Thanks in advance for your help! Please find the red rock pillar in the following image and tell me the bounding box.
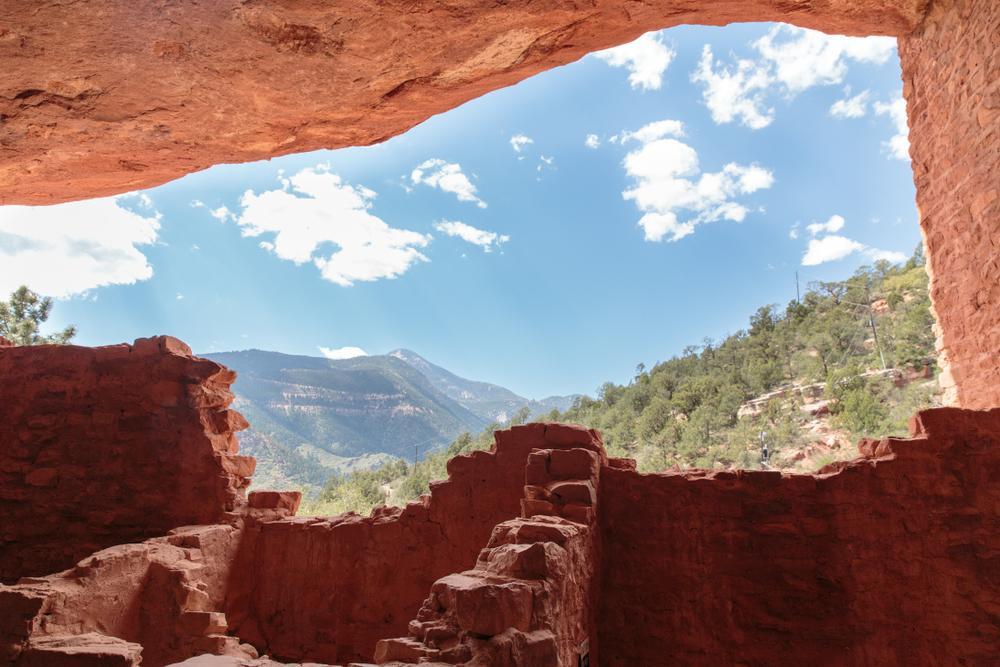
[899,0,1000,408]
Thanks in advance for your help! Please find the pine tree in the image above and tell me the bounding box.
[0,286,76,345]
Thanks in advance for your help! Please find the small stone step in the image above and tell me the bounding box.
[19,633,142,666]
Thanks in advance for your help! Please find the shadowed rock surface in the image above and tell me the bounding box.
[0,0,926,205]
[1,338,998,666]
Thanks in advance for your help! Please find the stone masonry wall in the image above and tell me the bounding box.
[0,337,255,583]
[597,407,1000,665]
[899,0,1000,408]
[374,436,607,666]
[228,423,604,664]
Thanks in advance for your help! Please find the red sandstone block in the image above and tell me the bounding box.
[523,485,550,501]
[521,498,555,517]
[433,573,534,637]
[508,518,581,546]
[19,633,142,666]
[548,480,596,505]
[548,448,600,480]
[482,542,554,579]
[524,459,549,486]
[543,423,602,450]
[374,636,436,663]
[607,457,637,471]
[560,503,594,525]
[132,335,192,358]
[247,490,301,514]
[178,610,228,635]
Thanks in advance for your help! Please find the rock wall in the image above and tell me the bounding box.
[0,0,926,205]
[0,492,300,667]
[597,407,1000,665]
[375,440,607,666]
[228,423,604,664]
[900,0,1000,409]
[0,337,254,584]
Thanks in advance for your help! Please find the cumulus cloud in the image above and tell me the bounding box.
[692,25,895,129]
[595,32,675,91]
[830,90,870,118]
[509,134,533,153]
[616,119,685,144]
[319,345,368,360]
[800,215,906,266]
[410,159,486,208]
[192,200,235,222]
[618,119,774,242]
[237,165,430,286]
[874,96,910,160]
[691,46,775,129]
[433,220,509,252]
[0,194,161,298]
[807,214,846,236]
[802,235,866,265]
[585,134,601,149]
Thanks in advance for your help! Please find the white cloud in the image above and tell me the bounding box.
[319,346,368,360]
[509,134,533,153]
[691,46,775,129]
[618,119,774,242]
[692,25,895,129]
[874,96,910,161]
[585,134,601,149]
[433,220,509,252]
[192,200,234,222]
[830,90,870,118]
[802,234,866,265]
[755,26,895,93]
[800,216,906,266]
[807,214,846,236]
[595,31,675,91]
[0,194,161,298]
[237,165,430,286]
[617,119,685,144]
[410,159,486,208]
[866,247,907,263]
[536,155,555,175]
[789,222,800,239]
[209,205,233,223]
[176,293,184,300]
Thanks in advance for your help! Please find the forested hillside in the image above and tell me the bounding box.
[304,248,939,515]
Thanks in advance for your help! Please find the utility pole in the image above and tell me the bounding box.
[795,271,800,304]
[413,443,419,468]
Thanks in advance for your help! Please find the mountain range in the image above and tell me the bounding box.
[202,348,577,491]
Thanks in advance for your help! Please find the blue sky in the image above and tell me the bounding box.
[0,22,918,399]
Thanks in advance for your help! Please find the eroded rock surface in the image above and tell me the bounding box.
[1,337,999,666]
[0,0,927,204]
[229,423,605,665]
[899,0,1000,408]
[599,407,1000,665]
[0,336,253,583]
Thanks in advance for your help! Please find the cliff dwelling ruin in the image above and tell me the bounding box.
[0,0,998,665]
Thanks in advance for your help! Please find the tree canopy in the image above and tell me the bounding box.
[0,286,76,345]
